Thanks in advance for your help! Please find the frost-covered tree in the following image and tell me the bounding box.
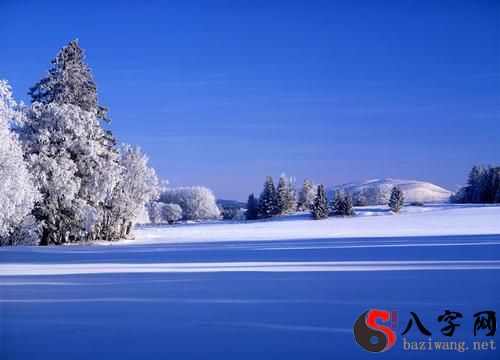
[160,186,220,221]
[277,173,296,215]
[19,103,120,244]
[147,202,182,224]
[104,145,160,238]
[343,193,355,216]
[162,203,183,224]
[0,81,39,245]
[311,185,329,220]
[258,176,278,219]
[352,188,369,206]
[451,165,500,204]
[297,179,316,211]
[28,39,109,123]
[245,193,259,220]
[147,201,165,224]
[331,187,346,216]
[331,187,354,216]
[388,186,405,213]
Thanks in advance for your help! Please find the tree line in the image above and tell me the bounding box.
[451,165,500,204]
[245,175,406,221]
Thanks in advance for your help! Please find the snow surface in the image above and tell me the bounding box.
[327,178,452,204]
[1,204,499,360]
[128,204,500,245]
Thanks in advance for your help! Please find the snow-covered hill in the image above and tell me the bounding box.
[327,178,451,205]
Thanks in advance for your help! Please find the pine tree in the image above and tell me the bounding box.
[245,193,259,220]
[276,173,296,215]
[258,176,278,219]
[20,103,120,244]
[342,193,355,216]
[331,187,354,216]
[21,41,125,244]
[287,176,297,213]
[388,186,405,213]
[466,165,484,203]
[311,185,329,220]
[28,39,109,122]
[332,187,346,216]
[297,179,315,211]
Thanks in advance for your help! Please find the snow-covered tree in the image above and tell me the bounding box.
[19,103,120,244]
[331,187,346,216]
[28,39,109,123]
[104,145,160,238]
[331,187,354,216]
[160,186,220,221]
[258,176,278,219]
[245,193,259,220]
[162,203,182,224]
[297,179,316,211]
[452,164,500,204]
[0,81,39,245]
[147,202,182,224]
[277,173,296,215]
[352,188,369,206]
[388,186,405,213]
[147,201,165,224]
[311,185,329,220]
[343,193,355,216]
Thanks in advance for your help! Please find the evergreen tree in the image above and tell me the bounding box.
[331,187,354,216]
[342,193,355,216]
[20,103,120,244]
[28,39,109,122]
[388,186,405,213]
[258,176,278,219]
[454,165,500,204]
[287,176,297,212]
[311,185,329,220]
[331,187,347,216]
[277,173,296,215]
[245,193,259,220]
[21,41,126,244]
[297,179,315,211]
[466,165,484,203]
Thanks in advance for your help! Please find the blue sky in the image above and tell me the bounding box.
[1,0,499,200]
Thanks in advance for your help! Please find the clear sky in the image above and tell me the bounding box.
[1,0,499,200]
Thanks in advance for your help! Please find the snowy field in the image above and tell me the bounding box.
[1,204,499,359]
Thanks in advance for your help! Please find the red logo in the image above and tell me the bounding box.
[353,309,397,352]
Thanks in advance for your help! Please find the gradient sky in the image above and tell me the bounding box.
[1,0,499,200]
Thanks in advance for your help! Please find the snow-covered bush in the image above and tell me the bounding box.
[160,186,220,221]
[162,203,183,224]
[0,80,40,245]
[147,202,183,224]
